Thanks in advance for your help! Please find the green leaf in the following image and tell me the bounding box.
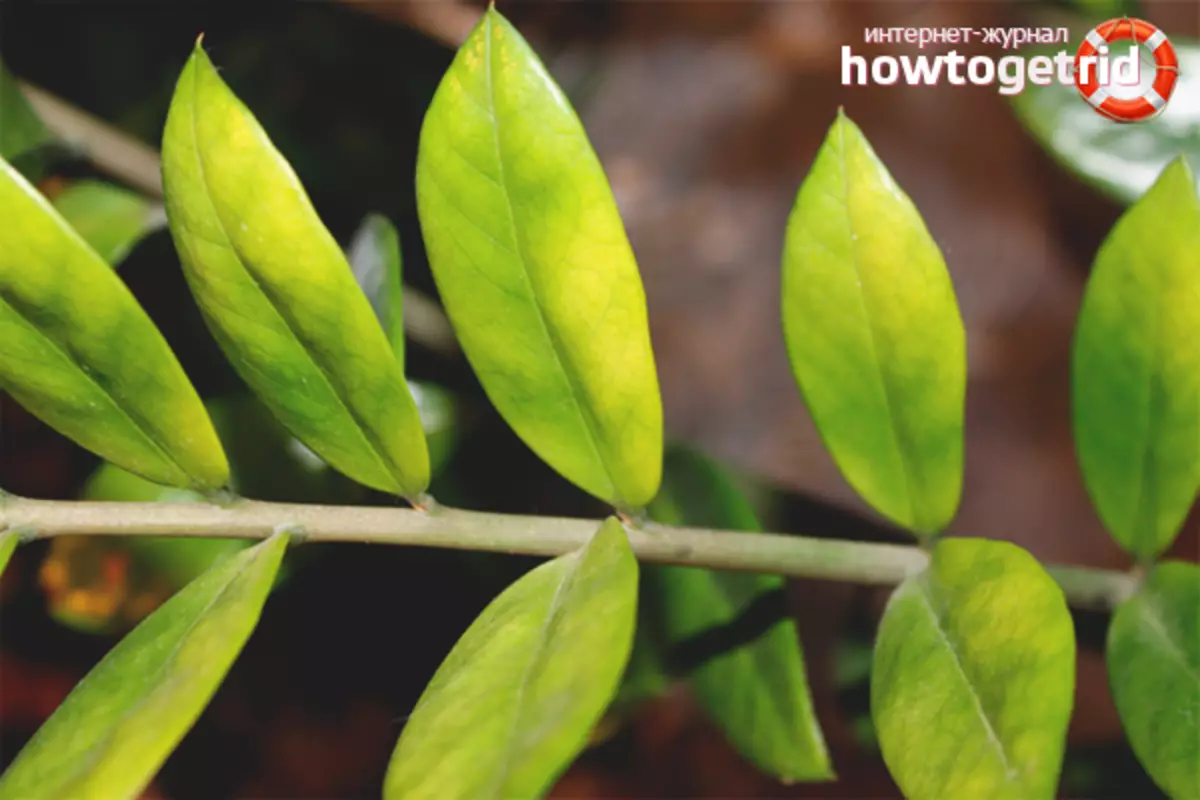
[1071,157,1200,561]
[647,448,832,782]
[347,213,405,372]
[416,8,663,510]
[0,59,51,162]
[0,157,228,491]
[0,530,17,577]
[53,180,165,266]
[1107,560,1200,800]
[161,43,429,499]
[871,538,1075,800]
[1011,40,1199,206]
[0,532,288,800]
[384,517,638,800]
[781,110,966,536]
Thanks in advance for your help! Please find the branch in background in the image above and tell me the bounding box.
[339,0,480,48]
[1,496,1139,612]
[16,81,458,357]
[20,82,164,198]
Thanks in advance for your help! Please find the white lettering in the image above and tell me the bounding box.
[842,46,869,85]
[1027,55,1055,85]
[872,56,900,85]
[997,56,1026,95]
[968,55,995,84]
[1112,45,1140,85]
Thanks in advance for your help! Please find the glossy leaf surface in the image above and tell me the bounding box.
[0,532,288,800]
[347,213,406,371]
[416,8,662,509]
[0,60,50,161]
[0,158,227,490]
[1108,561,1200,800]
[53,180,165,266]
[1011,41,1200,205]
[162,44,428,498]
[648,449,832,782]
[1072,157,1200,561]
[781,110,965,536]
[872,538,1075,800]
[385,517,638,799]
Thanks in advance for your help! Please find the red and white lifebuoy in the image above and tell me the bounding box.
[1075,18,1179,123]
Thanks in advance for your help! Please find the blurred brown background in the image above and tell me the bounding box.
[1,1,1197,797]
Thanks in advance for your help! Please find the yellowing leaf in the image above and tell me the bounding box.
[0,158,228,490]
[1072,157,1200,561]
[416,9,662,510]
[385,518,638,799]
[0,532,288,800]
[872,538,1075,800]
[782,110,965,536]
[1108,561,1200,800]
[162,44,428,499]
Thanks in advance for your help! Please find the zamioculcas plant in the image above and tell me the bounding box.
[0,8,1196,800]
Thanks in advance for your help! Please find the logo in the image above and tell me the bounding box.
[1074,18,1179,123]
[843,20,1180,124]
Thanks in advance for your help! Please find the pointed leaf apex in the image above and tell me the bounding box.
[194,32,206,50]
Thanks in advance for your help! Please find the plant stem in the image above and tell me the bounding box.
[1,496,1138,611]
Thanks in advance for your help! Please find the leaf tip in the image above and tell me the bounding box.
[1161,153,1196,192]
[193,31,206,51]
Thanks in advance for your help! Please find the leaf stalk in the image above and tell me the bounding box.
[0,496,1138,611]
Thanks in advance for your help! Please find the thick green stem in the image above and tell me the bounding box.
[1,497,1136,611]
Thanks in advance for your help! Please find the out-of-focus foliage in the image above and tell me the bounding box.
[52,180,164,267]
[1071,157,1200,562]
[647,449,832,783]
[1012,40,1200,205]
[0,59,50,163]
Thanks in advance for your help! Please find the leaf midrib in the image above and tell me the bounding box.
[29,538,277,799]
[0,291,189,486]
[1140,597,1200,689]
[830,122,919,530]
[183,62,399,494]
[487,548,585,796]
[479,16,620,507]
[914,576,1019,789]
[1126,259,1164,555]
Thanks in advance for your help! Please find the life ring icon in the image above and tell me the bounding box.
[1075,18,1179,123]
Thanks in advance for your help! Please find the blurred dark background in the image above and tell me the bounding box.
[1,1,1197,797]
